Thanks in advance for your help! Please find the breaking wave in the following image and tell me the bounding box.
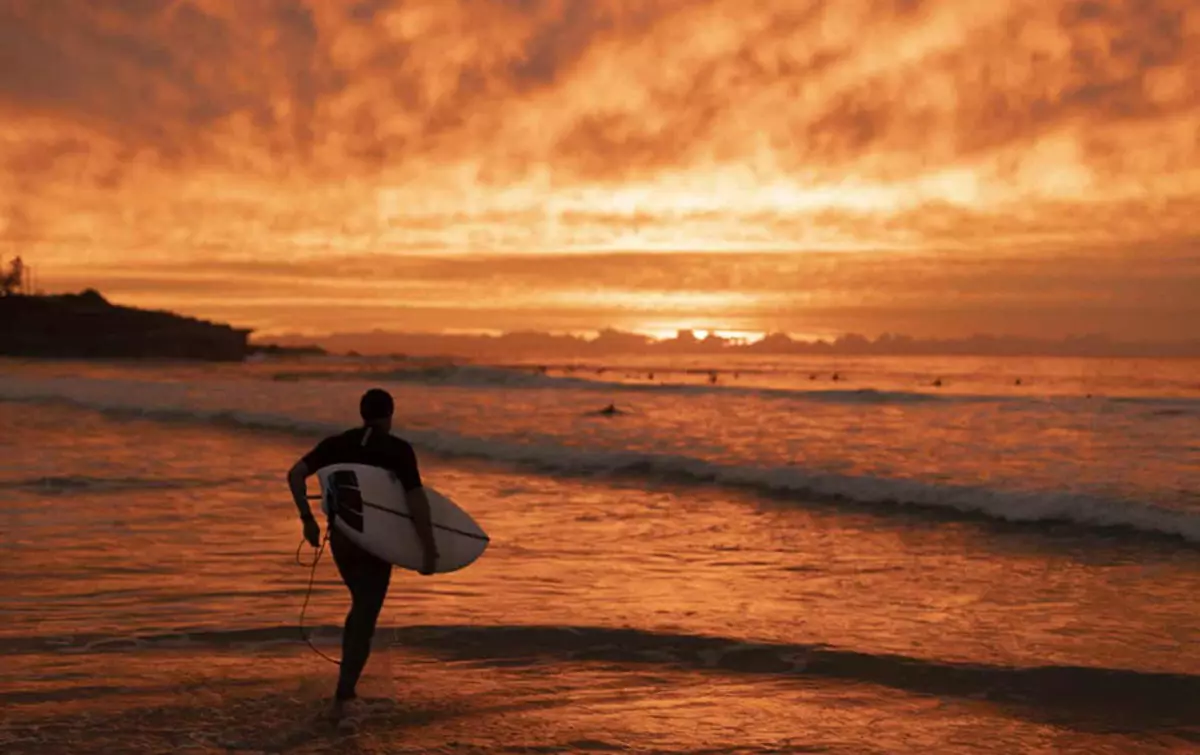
[270,362,1200,411]
[1,376,1196,544]
[272,363,970,403]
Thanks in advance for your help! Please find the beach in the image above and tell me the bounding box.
[1,355,1197,754]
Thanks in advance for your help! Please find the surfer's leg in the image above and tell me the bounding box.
[330,530,391,700]
[338,561,390,699]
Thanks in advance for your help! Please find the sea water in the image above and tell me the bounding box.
[0,355,1197,753]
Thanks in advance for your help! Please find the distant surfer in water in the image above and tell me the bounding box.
[287,388,439,720]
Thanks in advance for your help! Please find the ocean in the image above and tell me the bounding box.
[1,354,1197,754]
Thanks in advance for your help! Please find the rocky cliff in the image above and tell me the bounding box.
[0,290,251,361]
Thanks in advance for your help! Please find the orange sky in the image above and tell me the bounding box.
[1,0,1197,339]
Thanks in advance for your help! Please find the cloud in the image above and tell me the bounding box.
[47,238,1200,339]
[0,0,1196,336]
[3,1,1195,182]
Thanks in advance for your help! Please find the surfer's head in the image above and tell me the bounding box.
[359,388,394,429]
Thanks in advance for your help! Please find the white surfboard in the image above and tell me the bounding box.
[315,463,489,574]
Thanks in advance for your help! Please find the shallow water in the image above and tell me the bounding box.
[1,356,1198,753]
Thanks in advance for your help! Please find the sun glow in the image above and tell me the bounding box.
[633,326,768,343]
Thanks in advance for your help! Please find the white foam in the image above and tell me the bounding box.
[317,363,974,403]
[1,373,1196,543]
[283,362,1200,410]
[406,429,1200,542]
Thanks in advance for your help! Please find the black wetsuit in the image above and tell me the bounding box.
[301,426,423,701]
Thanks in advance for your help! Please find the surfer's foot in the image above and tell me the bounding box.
[327,692,357,723]
[326,699,345,723]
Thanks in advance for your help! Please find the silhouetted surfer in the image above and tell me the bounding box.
[590,403,623,416]
[286,388,439,722]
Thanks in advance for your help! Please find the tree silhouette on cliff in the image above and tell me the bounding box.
[0,257,25,296]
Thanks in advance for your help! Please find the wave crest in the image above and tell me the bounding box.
[1,378,1196,543]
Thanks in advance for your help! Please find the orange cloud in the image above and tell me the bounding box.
[0,0,1196,337]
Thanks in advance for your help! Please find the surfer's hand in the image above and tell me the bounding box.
[302,516,321,547]
[419,549,438,576]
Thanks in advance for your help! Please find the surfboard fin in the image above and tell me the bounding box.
[328,470,365,532]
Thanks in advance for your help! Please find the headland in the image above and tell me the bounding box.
[0,289,253,361]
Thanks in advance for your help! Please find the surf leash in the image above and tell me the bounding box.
[295,529,341,666]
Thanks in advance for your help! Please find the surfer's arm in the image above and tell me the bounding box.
[289,437,337,521]
[406,486,440,561]
[393,441,438,566]
[287,460,316,521]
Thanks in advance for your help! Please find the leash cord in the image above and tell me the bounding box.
[295,531,341,666]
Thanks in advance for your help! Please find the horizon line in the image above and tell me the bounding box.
[257,327,1200,349]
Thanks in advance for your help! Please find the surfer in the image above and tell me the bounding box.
[286,388,439,719]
